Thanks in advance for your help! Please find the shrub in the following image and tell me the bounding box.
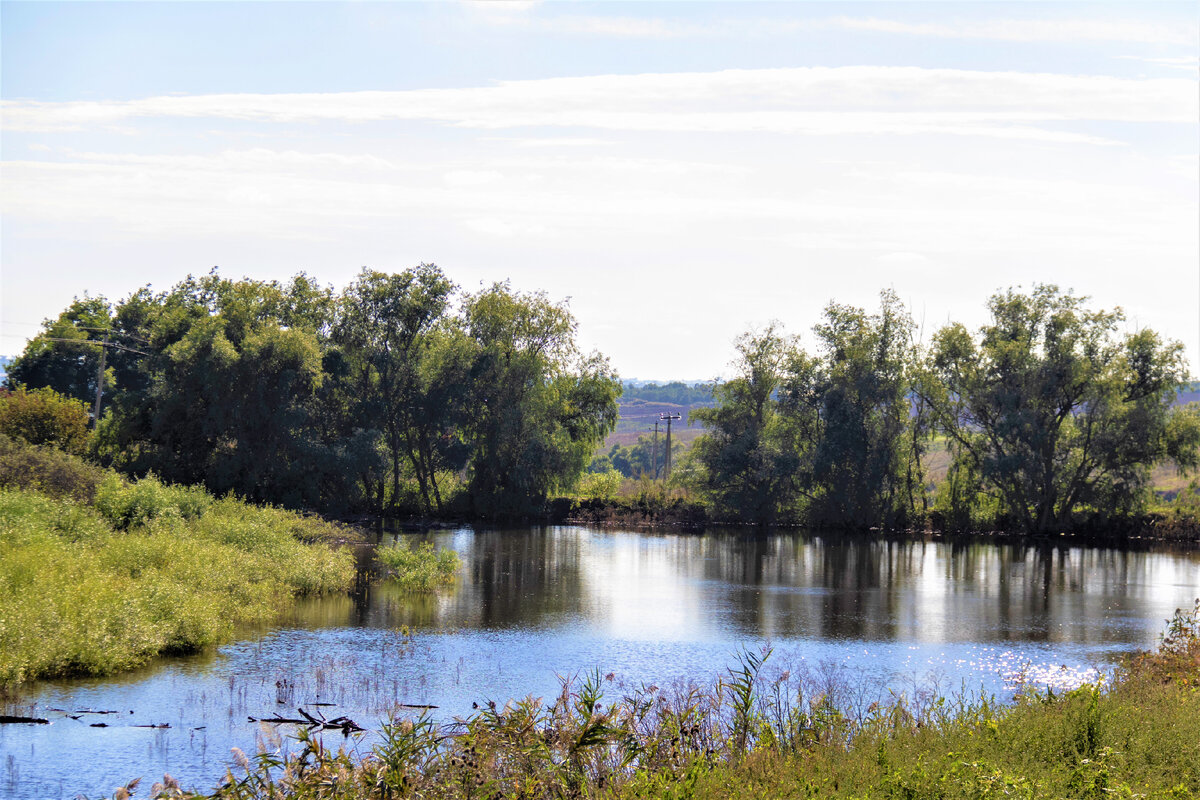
[93,473,212,529]
[0,434,109,502]
[575,468,622,501]
[0,386,91,454]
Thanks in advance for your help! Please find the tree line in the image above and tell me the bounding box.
[7,274,1197,533]
[5,267,620,518]
[688,286,1200,532]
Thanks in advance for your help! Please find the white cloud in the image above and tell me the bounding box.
[1118,55,1200,71]
[444,170,504,187]
[5,67,1192,143]
[476,12,1196,46]
[831,17,1195,45]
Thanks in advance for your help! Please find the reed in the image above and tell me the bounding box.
[197,603,1200,799]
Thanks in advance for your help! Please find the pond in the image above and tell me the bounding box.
[3,526,1198,798]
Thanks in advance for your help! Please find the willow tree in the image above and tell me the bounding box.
[334,265,458,514]
[923,285,1199,532]
[690,325,818,524]
[463,282,620,518]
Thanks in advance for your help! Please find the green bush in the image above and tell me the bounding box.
[0,386,91,454]
[93,473,212,529]
[575,468,622,501]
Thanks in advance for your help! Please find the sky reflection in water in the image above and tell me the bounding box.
[3,526,1198,798]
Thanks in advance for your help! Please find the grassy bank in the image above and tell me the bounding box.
[0,443,358,692]
[198,603,1200,799]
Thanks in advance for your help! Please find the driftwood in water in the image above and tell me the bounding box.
[249,706,365,735]
[396,703,438,709]
[0,715,49,724]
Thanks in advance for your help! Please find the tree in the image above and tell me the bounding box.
[464,283,620,517]
[806,290,921,528]
[923,285,1196,532]
[690,325,816,523]
[334,265,457,514]
[6,297,114,405]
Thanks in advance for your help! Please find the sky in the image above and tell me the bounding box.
[2,1,1197,381]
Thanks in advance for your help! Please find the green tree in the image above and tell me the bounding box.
[690,325,817,524]
[334,265,457,514]
[464,283,620,517]
[5,297,114,405]
[806,290,921,528]
[923,285,1196,532]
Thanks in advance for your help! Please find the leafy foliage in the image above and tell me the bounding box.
[921,285,1197,532]
[377,540,460,592]
[10,268,620,520]
[0,386,92,454]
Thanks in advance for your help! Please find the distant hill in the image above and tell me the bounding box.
[1174,382,1200,406]
[607,381,715,447]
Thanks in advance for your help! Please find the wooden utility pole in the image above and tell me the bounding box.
[650,420,660,479]
[659,412,681,479]
[92,333,108,428]
[43,333,149,428]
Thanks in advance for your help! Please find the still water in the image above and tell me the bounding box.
[3,526,1198,798]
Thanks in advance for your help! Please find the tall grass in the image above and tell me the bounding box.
[198,603,1200,799]
[377,540,460,592]
[0,480,356,692]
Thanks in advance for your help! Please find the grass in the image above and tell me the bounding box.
[0,471,357,692]
[377,540,461,592]
[188,602,1200,799]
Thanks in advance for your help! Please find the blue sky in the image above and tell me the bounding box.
[2,1,1197,379]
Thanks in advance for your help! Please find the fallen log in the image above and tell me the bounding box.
[0,715,49,724]
[249,707,365,734]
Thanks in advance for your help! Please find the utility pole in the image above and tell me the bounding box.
[659,412,681,479]
[43,333,149,428]
[650,420,660,479]
[92,332,108,428]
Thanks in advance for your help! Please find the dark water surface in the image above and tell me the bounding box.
[3,526,1198,797]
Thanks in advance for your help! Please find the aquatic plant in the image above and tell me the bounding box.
[189,611,1200,799]
[377,540,460,592]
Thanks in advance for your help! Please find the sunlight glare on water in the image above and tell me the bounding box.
[2,526,1197,798]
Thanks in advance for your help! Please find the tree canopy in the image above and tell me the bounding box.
[7,267,620,518]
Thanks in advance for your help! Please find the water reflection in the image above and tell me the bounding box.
[362,528,1198,650]
[3,526,1198,798]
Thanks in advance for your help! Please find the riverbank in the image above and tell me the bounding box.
[0,440,360,694]
[198,601,1200,799]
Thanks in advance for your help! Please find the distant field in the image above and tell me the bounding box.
[605,397,712,448]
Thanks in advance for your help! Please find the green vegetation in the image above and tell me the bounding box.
[190,602,1200,799]
[377,541,461,592]
[588,436,685,480]
[621,381,714,406]
[8,268,619,520]
[688,286,1200,532]
[0,385,92,454]
[9,274,1199,533]
[0,438,356,692]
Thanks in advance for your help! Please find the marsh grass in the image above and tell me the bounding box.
[0,481,356,692]
[194,603,1200,799]
[377,541,460,592]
